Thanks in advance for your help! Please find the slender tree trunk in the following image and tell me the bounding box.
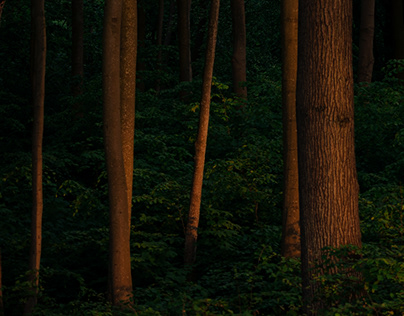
[230,0,247,98]
[155,0,164,92]
[25,0,46,314]
[392,0,404,79]
[0,1,6,25]
[71,0,84,118]
[163,0,176,46]
[297,0,362,313]
[184,0,220,269]
[103,0,133,306]
[280,0,300,259]
[358,0,375,83]
[177,0,192,83]
[120,0,137,230]
[137,1,146,92]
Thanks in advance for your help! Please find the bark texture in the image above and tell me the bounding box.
[184,0,220,268]
[358,0,375,83]
[297,0,362,312]
[103,0,133,305]
[25,0,46,314]
[281,0,300,259]
[230,0,247,98]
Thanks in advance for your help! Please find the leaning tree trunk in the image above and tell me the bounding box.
[184,0,220,270]
[280,0,300,259]
[297,0,362,313]
[24,0,46,314]
[102,0,133,306]
[230,0,247,98]
[357,0,375,83]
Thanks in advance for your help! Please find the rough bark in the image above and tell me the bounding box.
[297,0,362,313]
[230,0,247,98]
[24,0,46,314]
[358,0,375,83]
[177,0,192,83]
[184,0,220,269]
[280,0,300,259]
[102,0,133,306]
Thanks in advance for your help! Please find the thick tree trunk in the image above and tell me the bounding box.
[102,0,133,306]
[297,0,362,313]
[184,0,220,269]
[177,0,192,83]
[24,0,46,314]
[230,0,247,98]
[280,0,300,259]
[358,0,375,83]
[71,0,84,118]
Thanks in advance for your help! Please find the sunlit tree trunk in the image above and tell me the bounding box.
[297,0,362,313]
[230,0,247,98]
[358,0,375,83]
[24,0,46,314]
[280,0,300,259]
[71,0,84,118]
[102,0,133,306]
[120,0,137,230]
[177,0,192,83]
[184,0,220,270]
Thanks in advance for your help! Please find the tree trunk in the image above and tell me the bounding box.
[102,0,133,306]
[24,0,46,314]
[177,0,192,83]
[230,0,247,98]
[155,0,164,92]
[184,0,220,270]
[280,0,300,259]
[137,1,146,92]
[392,0,404,79]
[120,0,137,230]
[0,1,6,25]
[297,0,362,313]
[358,0,375,83]
[71,0,84,118]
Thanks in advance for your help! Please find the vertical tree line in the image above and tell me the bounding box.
[2,0,403,314]
[297,0,362,312]
[25,0,46,314]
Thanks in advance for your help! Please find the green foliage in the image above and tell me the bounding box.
[0,0,403,314]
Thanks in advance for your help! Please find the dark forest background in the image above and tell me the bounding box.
[0,0,403,315]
